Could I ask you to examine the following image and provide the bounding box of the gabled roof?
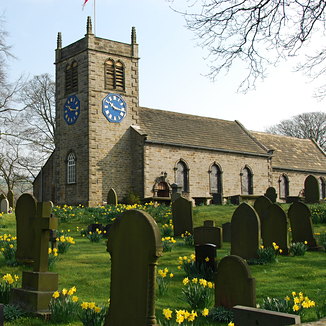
[136,107,269,157]
[252,131,326,173]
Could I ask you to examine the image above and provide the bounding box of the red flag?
[83,0,89,8]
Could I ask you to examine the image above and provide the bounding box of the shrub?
[156,268,174,297]
[56,233,76,253]
[122,192,141,205]
[161,220,174,237]
[289,242,308,256]
[181,277,214,310]
[0,234,17,266]
[208,306,234,323]
[79,301,108,326]
[3,304,25,322]
[0,274,19,304]
[181,231,194,246]
[248,243,281,265]
[86,229,104,243]
[310,204,326,224]
[162,237,176,252]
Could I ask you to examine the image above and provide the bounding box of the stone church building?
[33,18,326,206]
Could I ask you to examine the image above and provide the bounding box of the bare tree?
[169,1,326,92]
[266,112,326,151]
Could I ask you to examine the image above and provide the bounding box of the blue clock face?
[102,93,127,123]
[63,95,80,125]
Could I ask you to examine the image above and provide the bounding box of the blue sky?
[2,0,326,131]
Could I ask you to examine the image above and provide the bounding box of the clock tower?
[54,17,139,205]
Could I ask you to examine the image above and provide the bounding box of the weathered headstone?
[107,188,118,206]
[264,204,289,254]
[215,255,256,309]
[264,187,277,203]
[0,198,9,214]
[194,221,222,248]
[195,243,217,274]
[171,183,182,202]
[105,209,163,326]
[7,189,14,209]
[304,175,320,204]
[222,222,231,242]
[15,193,37,263]
[231,203,260,259]
[11,200,59,315]
[171,196,193,236]
[288,202,318,249]
[254,196,272,245]
[233,305,301,326]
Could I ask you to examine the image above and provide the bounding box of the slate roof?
[136,107,268,156]
[252,131,326,173]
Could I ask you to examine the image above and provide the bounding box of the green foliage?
[160,221,174,237]
[48,248,60,271]
[162,237,177,252]
[207,306,233,323]
[248,245,279,265]
[3,304,25,322]
[290,242,308,256]
[85,229,105,243]
[310,204,326,224]
[122,192,141,204]
[157,268,174,297]
[0,273,19,304]
[0,234,17,266]
[316,233,326,250]
[260,297,293,314]
[178,254,214,281]
[79,302,108,326]
[181,231,194,246]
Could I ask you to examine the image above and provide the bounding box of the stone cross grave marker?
[231,203,260,259]
[233,305,301,326]
[0,198,9,214]
[15,193,37,263]
[264,187,277,203]
[222,222,231,242]
[215,255,256,309]
[105,209,163,326]
[172,196,193,236]
[7,189,14,209]
[194,220,222,249]
[254,196,272,245]
[264,203,289,254]
[288,202,318,249]
[107,188,118,206]
[304,175,320,204]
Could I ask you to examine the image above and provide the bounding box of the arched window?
[176,160,189,193]
[104,59,125,91]
[67,152,76,184]
[319,177,326,199]
[279,174,289,199]
[210,164,223,194]
[241,166,253,195]
[65,61,78,94]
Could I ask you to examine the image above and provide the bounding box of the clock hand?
[109,102,125,112]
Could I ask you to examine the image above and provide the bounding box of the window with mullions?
[67,152,76,184]
[65,61,78,95]
[105,59,125,91]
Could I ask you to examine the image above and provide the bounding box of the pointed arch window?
[67,152,76,184]
[105,59,125,91]
[319,177,326,199]
[279,174,289,199]
[241,166,253,195]
[209,164,223,194]
[65,61,78,95]
[175,160,189,193]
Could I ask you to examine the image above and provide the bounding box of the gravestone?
[264,204,289,255]
[171,183,182,202]
[195,243,217,273]
[254,196,272,245]
[231,203,260,259]
[222,222,231,242]
[11,200,59,315]
[215,255,256,309]
[0,194,5,203]
[194,221,222,248]
[288,202,318,249]
[7,189,14,208]
[15,193,37,263]
[304,175,320,204]
[171,196,193,236]
[107,188,118,206]
[233,305,301,326]
[105,209,163,326]
[264,187,277,203]
[0,198,9,214]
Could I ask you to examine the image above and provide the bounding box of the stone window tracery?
[67,152,76,184]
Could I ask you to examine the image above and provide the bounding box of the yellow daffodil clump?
[285,291,315,312]
[2,273,19,285]
[162,308,209,324]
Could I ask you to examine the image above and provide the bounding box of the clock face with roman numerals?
[102,93,127,123]
[63,95,80,125]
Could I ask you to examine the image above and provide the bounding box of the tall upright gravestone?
[7,189,14,209]
[288,202,318,249]
[253,196,272,246]
[304,175,320,204]
[264,204,289,254]
[105,209,163,326]
[215,255,256,309]
[0,198,9,214]
[231,203,260,259]
[171,196,193,236]
[107,188,118,206]
[264,187,277,203]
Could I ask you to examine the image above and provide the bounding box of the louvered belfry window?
[105,59,125,91]
[65,61,78,95]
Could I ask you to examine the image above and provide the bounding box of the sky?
[2,0,326,132]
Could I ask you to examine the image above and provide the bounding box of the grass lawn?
[0,203,325,326]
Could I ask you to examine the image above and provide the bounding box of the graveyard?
[0,196,325,325]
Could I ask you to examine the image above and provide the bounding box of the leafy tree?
[266,112,326,151]
[169,1,326,92]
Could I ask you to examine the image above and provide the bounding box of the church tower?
[54,17,139,205]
